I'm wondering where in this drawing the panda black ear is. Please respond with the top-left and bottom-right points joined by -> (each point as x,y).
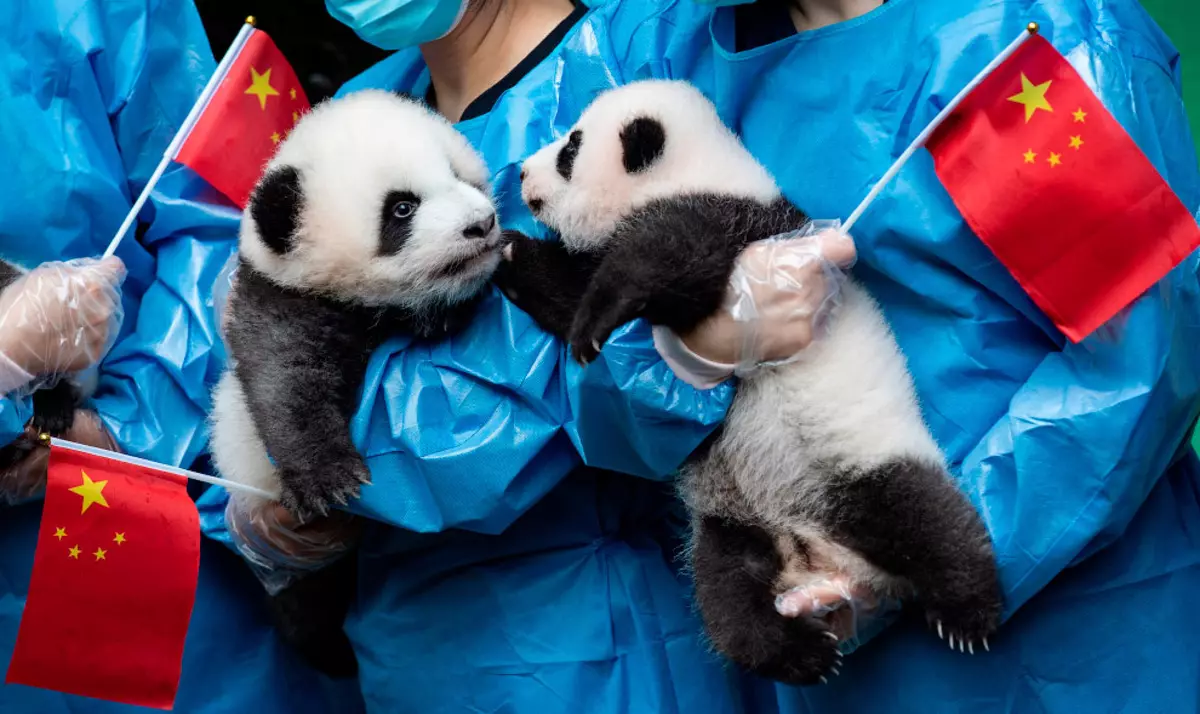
620,116 -> 666,174
249,165 -> 304,254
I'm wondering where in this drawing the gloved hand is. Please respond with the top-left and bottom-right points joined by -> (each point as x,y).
0,409 -> 121,505
225,492 -> 363,595
0,257 -> 126,394
654,221 -> 857,389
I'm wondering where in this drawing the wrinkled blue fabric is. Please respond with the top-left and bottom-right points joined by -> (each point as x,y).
255,0 -> 1198,712
0,1 -> 362,711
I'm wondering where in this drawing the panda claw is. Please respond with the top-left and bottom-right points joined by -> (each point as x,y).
831,667 -> 840,676
824,632 -> 839,642
958,638 -> 965,653
819,676 -> 828,685
983,637 -> 990,652
948,635 -> 955,651
937,621 -> 944,640
968,641 -> 974,655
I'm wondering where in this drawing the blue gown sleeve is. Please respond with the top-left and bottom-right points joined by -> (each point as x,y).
961,44 -> 1200,615
0,396 -> 30,448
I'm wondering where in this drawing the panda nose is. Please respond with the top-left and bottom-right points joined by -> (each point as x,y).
528,198 -> 544,214
463,214 -> 496,240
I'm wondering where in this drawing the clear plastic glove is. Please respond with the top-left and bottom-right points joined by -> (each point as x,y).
0,409 -> 120,505
225,492 -> 363,595
654,220 -> 856,389
0,257 -> 126,394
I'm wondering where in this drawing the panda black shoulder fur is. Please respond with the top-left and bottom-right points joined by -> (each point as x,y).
0,259 -> 92,470
495,79 -> 1002,685
209,89 -> 502,675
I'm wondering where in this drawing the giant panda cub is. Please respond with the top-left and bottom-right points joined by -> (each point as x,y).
209,89 -> 502,674
495,80 -> 1002,685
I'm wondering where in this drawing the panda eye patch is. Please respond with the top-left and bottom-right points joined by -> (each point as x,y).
387,191 -> 421,221
556,129 -> 582,181
379,190 -> 422,255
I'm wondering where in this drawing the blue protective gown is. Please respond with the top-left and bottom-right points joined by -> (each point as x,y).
247,0 -> 1199,711
0,1 -> 363,711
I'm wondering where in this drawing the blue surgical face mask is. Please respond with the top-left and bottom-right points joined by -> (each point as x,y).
325,0 -> 470,50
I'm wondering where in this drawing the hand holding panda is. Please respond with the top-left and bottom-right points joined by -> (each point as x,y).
494,79 -> 1003,685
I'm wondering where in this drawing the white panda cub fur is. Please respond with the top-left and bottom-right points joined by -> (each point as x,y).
494,79 -> 1002,686
210,89 -> 502,519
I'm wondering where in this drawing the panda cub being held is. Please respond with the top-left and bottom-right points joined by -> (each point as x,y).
211,89 -> 502,519
495,80 -> 1002,685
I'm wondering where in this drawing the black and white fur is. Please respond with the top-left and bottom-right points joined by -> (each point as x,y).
495,80 -> 1002,685
209,89 -> 502,676
0,260 -> 92,470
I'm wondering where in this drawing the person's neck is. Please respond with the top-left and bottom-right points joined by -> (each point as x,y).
422,0 -> 575,122
788,0 -> 882,32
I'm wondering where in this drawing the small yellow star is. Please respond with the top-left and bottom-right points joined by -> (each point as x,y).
1008,73 -> 1053,122
1023,149 -> 1037,164
245,67 -> 280,110
68,545 -> 80,559
292,111 -> 300,124
113,532 -> 126,545
270,132 -> 281,144
53,527 -> 67,541
69,471 -> 109,514
1048,152 -> 1062,167
1068,135 -> 1084,150
93,547 -> 106,561
1073,107 -> 1087,123
290,88 -> 297,100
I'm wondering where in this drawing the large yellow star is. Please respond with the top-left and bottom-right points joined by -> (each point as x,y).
245,67 -> 280,110
1008,73 -> 1053,122
68,545 -> 80,559
69,471 -> 109,514
53,527 -> 67,541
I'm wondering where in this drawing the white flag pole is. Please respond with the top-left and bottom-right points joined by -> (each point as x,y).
50,437 -> 276,499
102,17 -> 259,259
841,22 -> 1041,234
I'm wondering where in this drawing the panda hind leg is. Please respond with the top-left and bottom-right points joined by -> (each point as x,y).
31,380 -> 80,436
819,458 -> 1003,651
264,555 -> 359,679
691,514 -> 841,685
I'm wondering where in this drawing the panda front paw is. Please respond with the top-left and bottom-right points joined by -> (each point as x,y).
567,293 -> 645,366
278,456 -> 371,521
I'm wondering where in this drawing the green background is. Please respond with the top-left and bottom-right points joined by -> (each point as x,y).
1140,0 -> 1200,451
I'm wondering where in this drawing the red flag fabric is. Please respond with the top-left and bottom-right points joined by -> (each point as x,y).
5,444 -> 200,710
926,33 -> 1200,342
175,27 -> 310,208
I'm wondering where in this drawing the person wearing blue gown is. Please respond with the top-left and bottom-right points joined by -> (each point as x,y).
200,0 -> 1198,711
0,1 -> 365,711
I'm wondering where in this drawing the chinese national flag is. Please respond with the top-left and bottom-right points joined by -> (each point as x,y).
5,444 -> 200,710
175,27 -> 310,209
927,34 -> 1200,342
